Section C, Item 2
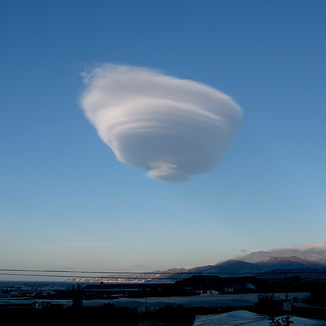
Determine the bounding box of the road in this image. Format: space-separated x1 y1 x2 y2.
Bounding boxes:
0 292 309 309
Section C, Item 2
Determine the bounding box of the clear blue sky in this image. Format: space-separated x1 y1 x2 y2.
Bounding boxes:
0 0 325 273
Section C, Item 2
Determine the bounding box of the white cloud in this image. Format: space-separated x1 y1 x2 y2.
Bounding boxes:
297 242 326 250
80 64 242 182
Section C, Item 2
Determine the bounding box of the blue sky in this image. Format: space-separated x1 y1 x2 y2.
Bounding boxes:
0 0 325 274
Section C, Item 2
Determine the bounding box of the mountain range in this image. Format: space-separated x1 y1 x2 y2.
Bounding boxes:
238 242 326 263
158 242 326 281
71 242 326 283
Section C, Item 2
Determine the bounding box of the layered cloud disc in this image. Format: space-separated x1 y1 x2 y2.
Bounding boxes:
80 64 242 182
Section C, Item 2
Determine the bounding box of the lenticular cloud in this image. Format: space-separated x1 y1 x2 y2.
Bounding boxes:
80 64 242 182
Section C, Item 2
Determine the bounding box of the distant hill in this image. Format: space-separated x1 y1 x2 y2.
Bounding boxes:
191 260 266 275
193 256 325 274
239 242 326 263
156 255 326 282
151 242 326 282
